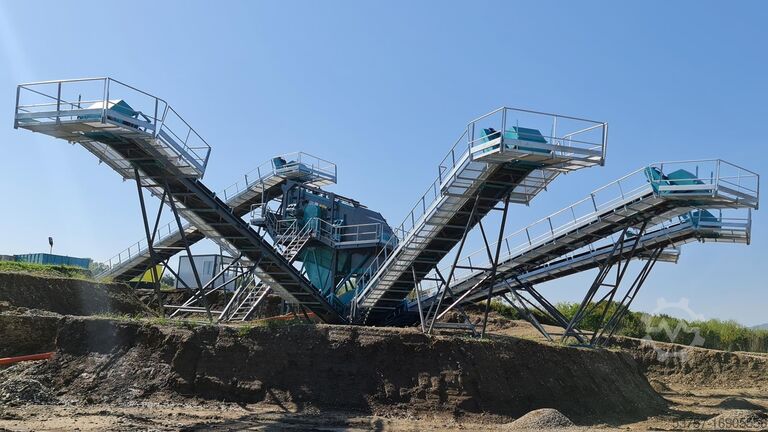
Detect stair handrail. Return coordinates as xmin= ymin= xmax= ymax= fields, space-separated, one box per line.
xmin=351 ymin=107 xmax=609 ymax=308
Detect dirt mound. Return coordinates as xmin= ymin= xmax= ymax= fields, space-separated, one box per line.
xmin=0 ymin=311 xmax=61 ymax=357
xmin=615 ymin=337 xmax=768 ymax=389
xmin=504 ymin=408 xmax=574 ymax=430
xmin=707 ymin=409 xmax=768 ymax=430
xmin=15 ymin=317 xmax=665 ymax=422
xmin=0 ymin=377 xmax=58 ymax=406
xmin=0 ymin=272 xmax=150 ymax=316
xmin=717 ymin=397 xmax=765 ymax=411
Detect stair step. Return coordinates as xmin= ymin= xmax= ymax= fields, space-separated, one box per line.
xmin=431 ymin=322 xmax=476 ymax=331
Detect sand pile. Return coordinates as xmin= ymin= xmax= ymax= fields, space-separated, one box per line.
xmin=504 ymin=408 xmax=574 ymax=430
xmin=716 ymin=396 xmax=765 ymax=411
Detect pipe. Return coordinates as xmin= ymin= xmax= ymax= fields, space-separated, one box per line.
xmin=0 ymin=352 xmax=54 ymax=366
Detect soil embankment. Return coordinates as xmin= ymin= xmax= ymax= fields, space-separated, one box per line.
xmin=11 ymin=316 xmax=665 ymax=423
xmin=0 ymin=272 xmax=150 ymax=316
xmin=615 ymin=337 xmax=768 ymax=389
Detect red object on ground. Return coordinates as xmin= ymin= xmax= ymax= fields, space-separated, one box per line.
xmin=0 ymin=352 xmax=54 ymax=365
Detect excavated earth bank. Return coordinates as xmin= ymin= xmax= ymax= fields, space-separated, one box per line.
xmin=6 ymin=316 xmax=665 ymax=423
xmin=0 ymin=272 xmax=150 ymax=317
xmin=615 ymin=337 xmax=768 ymax=389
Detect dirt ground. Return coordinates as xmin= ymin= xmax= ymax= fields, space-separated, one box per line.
xmin=1 ymin=386 xmax=766 ymax=431
xmin=1 ymin=273 xmax=767 ymax=431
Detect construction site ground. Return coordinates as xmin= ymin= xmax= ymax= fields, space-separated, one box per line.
xmin=1 ymin=272 xmax=766 ymax=431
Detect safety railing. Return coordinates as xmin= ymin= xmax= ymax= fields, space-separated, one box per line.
xmin=15 ymin=77 xmax=211 ymax=175
xmin=466 ymin=107 xmax=607 ymax=164
xmin=221 ymin=152 xmax=337 ymax=201
xmin=259 ymin=212 xmax=387 ymax=248
xmin=648 ymin=159 xmax=759 ymax=208
xmin=307 ymin=218 xmax=386 ymax=246
xmin=100 ymin=153 xmax=336 ymax=276
xmin=352 ymin=108 xmax=608 ymax=306
xmin=100 ymin=220 xmax=181 ymax=274
xmin=418 ymin=207 xmax=752 ymax=300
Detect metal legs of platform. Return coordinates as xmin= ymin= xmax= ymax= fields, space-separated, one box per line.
xmin=422 ymin=214 xmax=666 ymax=346
xmin=503 ymin=222 xmax=664 ymax=346
xmin=131 ymin=167 xmax=213 ymax=320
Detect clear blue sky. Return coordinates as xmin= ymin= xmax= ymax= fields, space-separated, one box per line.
xmin=1 ymin=1 xmax=765 ymax=325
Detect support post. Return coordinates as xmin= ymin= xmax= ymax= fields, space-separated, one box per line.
xmin=481 ymin=193 xmax=511 ymax=338
xmin=133 ymin=168 xmax=164 ymax=310
xmin=163 ymin=178 xmax=212 ymax=321
xmin=426 ymin=194 xmax=483 ymax=334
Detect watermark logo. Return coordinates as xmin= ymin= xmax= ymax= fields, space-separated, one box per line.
xmin=640 ymin=298 xmax=705 ymax=362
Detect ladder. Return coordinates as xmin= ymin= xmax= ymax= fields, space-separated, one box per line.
xmin=223 ymin=220 xmax=313 ymax=321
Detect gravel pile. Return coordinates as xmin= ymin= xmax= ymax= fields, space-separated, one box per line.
xmin=504 ymin=408 xmax=575 ymax=430
xmin=0 ymin=377 xmax=58 ymax=406
xmin=717 ymin=396 xmax=765 ymax=411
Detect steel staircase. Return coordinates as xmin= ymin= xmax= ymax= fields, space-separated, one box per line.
xmin=353 ymin=108 xmax=608 ymax=324
xmin=222 ymin=219 xmax=313 ymax=321
xmin=98 ymin=152 xmax=336 ymax=281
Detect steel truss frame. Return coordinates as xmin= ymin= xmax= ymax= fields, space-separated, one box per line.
xmin=499 ymin=222 xmax=664 ymax=346
xmin=131 ymin=166 xmax=214 ymax=321
xmin=166 ymin=254 xmax=260 ymax=320
xmin=423 ymin=215 xmax=666 ymax=345
xmin=418 ymin=191 xmax=513 ymax=336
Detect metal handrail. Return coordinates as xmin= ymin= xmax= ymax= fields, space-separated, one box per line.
xmin=419 ymin=160 xmax=758 ymax=295
xmin=99 ymin=153 xmax=337 ymax=275
xmin=221 ymin=152 xmax=337 ymax=201
xmin=353 ymin=107 xmax=608 ymax=305
xmin=15 ymin=77 xmax=212 ymax=174
xmin=418 ymin=208 xmax=752 ymax=300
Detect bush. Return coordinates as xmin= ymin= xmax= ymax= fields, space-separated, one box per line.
xmin=549 ymin=300 xmax=768 ymax=354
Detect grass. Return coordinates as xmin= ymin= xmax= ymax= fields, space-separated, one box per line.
xmin=485 ymin=299 xmax=768 ymax=354
xmin=0 ymin=261 xmax=93 ymax=279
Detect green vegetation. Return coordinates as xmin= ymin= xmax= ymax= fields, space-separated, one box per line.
xmin=487 ymin=300 xmax=768 ymax=353
xmin=0 ymin=260 xmax=93 ymax=279
xmin=237 ymin=324 xmax=254 ymax=337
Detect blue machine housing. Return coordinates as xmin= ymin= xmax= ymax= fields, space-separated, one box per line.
xmin=266 ymin=182 xmax=395 ymax=309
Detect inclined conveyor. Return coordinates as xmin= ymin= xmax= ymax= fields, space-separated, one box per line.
xmin=14 ymin=77 xmax=345 ymax=323
xmin=386 ymin=160 xmax=759 ymax=324
xmin=98 ymin=152 xmax=336 ymax=281
xmin=388 ymin=208 xmax=752 ymax=325
xmin=353 ymin=108 xmax=608 ymax=323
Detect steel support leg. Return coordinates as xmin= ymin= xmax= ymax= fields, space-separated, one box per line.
xmin=163 ymin=179 xmax=212 ymax=321
xmin=133 ymin=168 xmax=164 ymax=310
xmin=592 ymin=247 xmax=662 ymax=346
xmin=562 ymin=221 xmax=649 ymax=344
xmin=426 ymin=194 xmax=483 ymax=334
xmin=481 ymin=193 xmax=511 ymax=338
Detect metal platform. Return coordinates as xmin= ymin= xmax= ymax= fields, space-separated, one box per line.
xmin=407 ymin=161 xmax=758 ymax=313
xmin=353 ymin=108 xmax=608 ymax=322
xmin=15 ymin=77 xmax=345 ymax=324
xmin=99 ymin=152 xmax=336 ymax=280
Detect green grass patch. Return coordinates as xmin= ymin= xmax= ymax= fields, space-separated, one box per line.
xmin=0 ymin=261 xmax=93 ymax=279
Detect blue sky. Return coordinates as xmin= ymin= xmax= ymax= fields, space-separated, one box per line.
xmin=0 ymin=1 xmax=765 ymax=325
